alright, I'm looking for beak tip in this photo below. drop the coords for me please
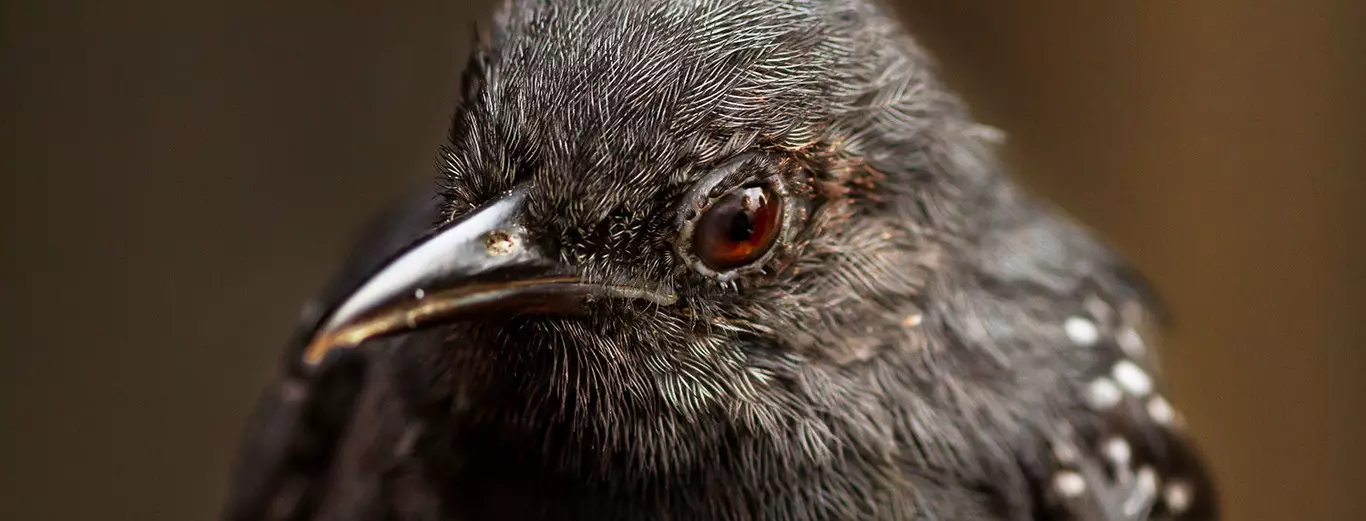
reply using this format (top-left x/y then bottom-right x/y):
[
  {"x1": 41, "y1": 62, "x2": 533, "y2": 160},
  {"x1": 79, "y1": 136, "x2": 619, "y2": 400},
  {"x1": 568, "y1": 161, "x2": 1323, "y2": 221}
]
[
  {"x1": 301, "y1": 325, "x2": 373, "y2": 368},
  {"x1": 301, "y1": 337, "x2": 343, "y2": 368}
]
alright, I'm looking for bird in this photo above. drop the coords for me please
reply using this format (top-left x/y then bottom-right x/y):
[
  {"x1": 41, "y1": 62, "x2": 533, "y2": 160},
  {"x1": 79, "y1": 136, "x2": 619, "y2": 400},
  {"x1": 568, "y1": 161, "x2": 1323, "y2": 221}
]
[{"x1": 222, "y1": 0, "x2": 1219, "y2": 519}]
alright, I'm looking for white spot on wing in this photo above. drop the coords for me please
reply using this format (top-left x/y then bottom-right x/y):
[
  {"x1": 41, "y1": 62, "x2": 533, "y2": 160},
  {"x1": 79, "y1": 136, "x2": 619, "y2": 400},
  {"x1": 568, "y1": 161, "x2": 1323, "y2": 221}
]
[
  {"x1": 1064, "y1": 316, "x2": 1100, "y2": 346},
  {"x1": 1053, "y1": 471, "x2": 1087, "y2": 498},
  {"x1": 1165, "y1": 480, "x2": 1193, "y2": 513},
  {"x1": 1085, "y1": 377, "x2": 1124, "y2": 410},
  {"x1": 1103, "y1": 437, "x2": 1132, "y2": 468},
  {"x1": 1113, "y1": 360, "x2": 1154, "y2": 397},
  {"x1": 1147, "y1": 395, "x2": 1177, "y2": 426}
]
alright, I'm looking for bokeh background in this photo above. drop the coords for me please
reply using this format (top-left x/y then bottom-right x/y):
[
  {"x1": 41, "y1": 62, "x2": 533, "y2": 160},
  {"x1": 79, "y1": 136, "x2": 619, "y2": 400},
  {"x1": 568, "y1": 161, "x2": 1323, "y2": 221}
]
[{"x1": 3, "y1": 1, "x2": 1362, "y2": 519}]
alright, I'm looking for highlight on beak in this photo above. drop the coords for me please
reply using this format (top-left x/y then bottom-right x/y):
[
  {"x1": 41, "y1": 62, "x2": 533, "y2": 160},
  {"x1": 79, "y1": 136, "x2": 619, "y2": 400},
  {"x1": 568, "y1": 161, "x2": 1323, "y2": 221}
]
[{"x1": 300, "y1": 187, "x2": 676, "y2": 367}]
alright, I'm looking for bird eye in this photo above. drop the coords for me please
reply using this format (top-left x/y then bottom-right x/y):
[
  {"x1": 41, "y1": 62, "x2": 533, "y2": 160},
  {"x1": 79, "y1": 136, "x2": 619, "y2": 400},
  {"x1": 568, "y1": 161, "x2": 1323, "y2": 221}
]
[{"x1": 691, "y1": 184, "x2": 784, "y2": 272}]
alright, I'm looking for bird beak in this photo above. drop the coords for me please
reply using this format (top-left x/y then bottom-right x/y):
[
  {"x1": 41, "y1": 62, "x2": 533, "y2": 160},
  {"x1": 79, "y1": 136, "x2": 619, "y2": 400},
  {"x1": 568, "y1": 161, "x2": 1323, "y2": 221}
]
[{"x1": 300, "y1": 187, "x2": 675, "y2": 367}]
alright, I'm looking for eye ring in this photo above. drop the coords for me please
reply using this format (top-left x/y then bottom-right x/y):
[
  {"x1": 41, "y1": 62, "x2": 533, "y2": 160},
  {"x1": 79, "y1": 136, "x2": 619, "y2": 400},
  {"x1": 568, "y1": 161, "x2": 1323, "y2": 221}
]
[{"x1": 675, "y1": 154, "x2": 800, "y2": 281}]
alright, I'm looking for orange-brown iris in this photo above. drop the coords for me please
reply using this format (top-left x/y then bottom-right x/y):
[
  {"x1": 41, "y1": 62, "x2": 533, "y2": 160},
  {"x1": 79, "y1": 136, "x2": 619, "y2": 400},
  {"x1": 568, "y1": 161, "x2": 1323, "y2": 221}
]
[{"x1": 693, "y1": 185, "x2": 782, "y2": 270}]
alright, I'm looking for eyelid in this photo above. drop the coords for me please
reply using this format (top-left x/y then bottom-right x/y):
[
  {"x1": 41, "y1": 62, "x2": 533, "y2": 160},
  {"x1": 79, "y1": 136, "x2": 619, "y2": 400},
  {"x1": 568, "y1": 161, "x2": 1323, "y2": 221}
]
[
  {"x1": 698, "y1": 154, "x2": 768, "y2": 200},
  {"x1": 678, "y1": 154, "x2": 771, "y2": 227}
]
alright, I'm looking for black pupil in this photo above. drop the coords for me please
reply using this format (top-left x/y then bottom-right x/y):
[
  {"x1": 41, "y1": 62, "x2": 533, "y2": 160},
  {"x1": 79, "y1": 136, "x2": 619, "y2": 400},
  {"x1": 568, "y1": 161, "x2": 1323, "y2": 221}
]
[{"x1": 726, "y1": 208, "x2": 755, "y2": 243}]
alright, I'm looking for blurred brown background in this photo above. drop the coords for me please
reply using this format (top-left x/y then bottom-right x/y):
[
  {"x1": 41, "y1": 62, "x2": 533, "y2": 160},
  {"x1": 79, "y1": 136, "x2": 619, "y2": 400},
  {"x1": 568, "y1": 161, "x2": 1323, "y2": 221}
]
[{"x1": 2, "y1": 1, "x2": 1362, "y2": 520}]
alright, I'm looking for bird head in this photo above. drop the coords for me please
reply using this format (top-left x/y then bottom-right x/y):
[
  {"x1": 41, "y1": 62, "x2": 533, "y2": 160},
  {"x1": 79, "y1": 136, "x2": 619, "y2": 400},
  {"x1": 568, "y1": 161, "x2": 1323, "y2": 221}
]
[{"x1": 302, "y1": 0, "x2": 1017, "y2": 486}]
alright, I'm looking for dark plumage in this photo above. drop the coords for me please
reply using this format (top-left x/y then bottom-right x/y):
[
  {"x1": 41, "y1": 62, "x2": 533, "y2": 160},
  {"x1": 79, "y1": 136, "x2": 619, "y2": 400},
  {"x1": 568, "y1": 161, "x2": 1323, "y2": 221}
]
[{"x1": 224, "y1": 0, "x2": 1218, "y2": 519}]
